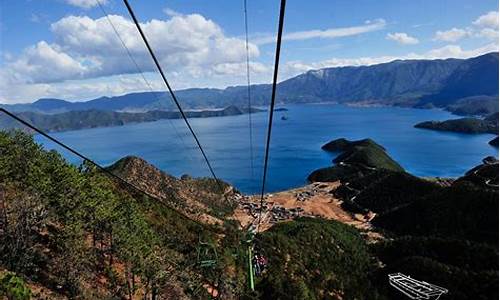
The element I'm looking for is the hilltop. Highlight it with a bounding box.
[2,53,498,116]
[106,156,237,225]
[308,138,404,182]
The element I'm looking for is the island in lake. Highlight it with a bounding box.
[0,106,289,133]
[415,112,498,134]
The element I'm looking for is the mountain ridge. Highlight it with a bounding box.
[2,52,498,116]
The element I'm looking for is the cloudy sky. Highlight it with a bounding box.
[0,0,498,103]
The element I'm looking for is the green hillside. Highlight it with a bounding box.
[308,138,404,182]
[372,237,498,300]
[373,180,499,245]
[0,130,247,299]
[252,218,381,300]
[335,169,442,214]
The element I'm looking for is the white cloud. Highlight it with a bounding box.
[254,19,386,45]
[4,41,87,84]
[386,32,419,45]
[2,13,261,85]
[433,28,470,42]
[411,22,434,28]
[211,62,269,76]
[65,0,107,9]
[434,12,499,43]
[30,13,43,23]
[473,11,499,28]
[476,28,499,40]
[0,11,269,103]
[163,8,181,17]
[471,12,498,41]
[424,43,498,58]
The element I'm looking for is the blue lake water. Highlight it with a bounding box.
[35,104,498,194]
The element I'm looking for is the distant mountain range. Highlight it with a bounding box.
[1,52,498,116]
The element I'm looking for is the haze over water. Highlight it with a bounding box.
[35,104,498,194]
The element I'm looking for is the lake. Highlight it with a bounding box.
[35,104,498,194]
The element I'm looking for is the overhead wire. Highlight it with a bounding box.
[243,0,255,178]
[122,0,224,194]
[256,0,287,232]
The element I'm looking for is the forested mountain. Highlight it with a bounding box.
[254,218,378,299]
[309,137,499,299]
[0,106,262,133]
[0,130,248,299]
[417,52,499,107]
[2,53,498,116]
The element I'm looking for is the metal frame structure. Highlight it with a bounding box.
[197,238,218,268]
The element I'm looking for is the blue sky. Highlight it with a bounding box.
[0,0,498,103]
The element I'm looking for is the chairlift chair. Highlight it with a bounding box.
[197,239,218,268]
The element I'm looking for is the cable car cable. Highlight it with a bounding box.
[256,0,287,232]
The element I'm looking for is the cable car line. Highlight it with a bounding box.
[243,0,255,178]
[257,0,287,232]
[245,0,287,291]
[122,0,223,193]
